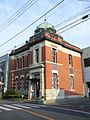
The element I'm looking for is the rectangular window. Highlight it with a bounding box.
[70,67,73,74]
[15,78,18,91]
[52,48,56,63]
[27,76,29,90]
[53,73,58,89]
[30,51,33,65]
[35,48,39,63]
[84,58,90,67]
[70,76,74,90]
[16,58,19,69]
[21,77,24,91]
[22,56,24,68]
[27,54,30,67]
[69,54,73,67]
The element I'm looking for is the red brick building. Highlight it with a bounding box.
[9,22,83,102]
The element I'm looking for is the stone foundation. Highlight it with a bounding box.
[44,89,65,103]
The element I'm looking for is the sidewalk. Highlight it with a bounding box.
[47,97,90,106]
[1,97,90,106]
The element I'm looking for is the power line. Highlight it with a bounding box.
[0,0,38,32]
[57,18,83,32]
[46,0,73,20]
[0,15,89,55]
[0,0,31,28]
[0,42,25,56]
[0,0,64,48]
[58,15,90,34]
[0,13,89,54]
[78,0,90,2]
[60,18,89,33]
[55,6,90,28]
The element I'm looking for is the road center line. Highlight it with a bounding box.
[21,109,54,120]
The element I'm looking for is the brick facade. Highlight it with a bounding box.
[9,22,83,102]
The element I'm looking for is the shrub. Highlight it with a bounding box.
[7,89,15,95]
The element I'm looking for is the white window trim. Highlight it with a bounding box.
[52,71,59,90]
[70,75,75,91]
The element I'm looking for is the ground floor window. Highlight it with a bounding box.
[20,77,24,92]
[15,78,18,91]
[26,76,30,90]
[52,73,58,89]
[70,76,74,90]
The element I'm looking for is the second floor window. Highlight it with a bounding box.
[52,48,56,63]
[35,48,39,63]
[27,54,30,67]
[22,56,24,68]
[69,54,73,67]
[16,58,19,69]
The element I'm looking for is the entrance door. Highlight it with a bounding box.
[31,79,40,98]
[36,79,40,97]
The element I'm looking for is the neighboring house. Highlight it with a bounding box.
[0,54,10,94]
[9,22,83,102]
[82,47,90,98]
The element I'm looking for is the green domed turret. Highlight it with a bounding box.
[34,22,56,35]
[37,22,54,29]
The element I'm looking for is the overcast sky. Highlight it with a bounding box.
[0,0,90,56]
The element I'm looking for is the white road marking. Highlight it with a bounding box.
[12,104,47,109]
[23,103,40,108]
[2,104,22,110]
[37,104,47,107]
[12,104,31,109]
[0,106,12,111]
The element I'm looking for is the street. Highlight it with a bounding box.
[0,100,90,120]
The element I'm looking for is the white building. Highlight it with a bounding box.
[0,54,9,94]
[82,47,90,98]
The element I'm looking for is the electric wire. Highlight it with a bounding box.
[78,0,90,2]
[58,17,90,34]
[0,42,25,56]
[0,0,64,47]
[57,17,84,32]
[55,6,90,28]
[0,0,89,51]
[0,16,89,55]
[46,0,73,20]
[0,0,38,32]
[0,13,89,55]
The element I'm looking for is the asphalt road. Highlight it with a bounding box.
[0,100,90,120]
